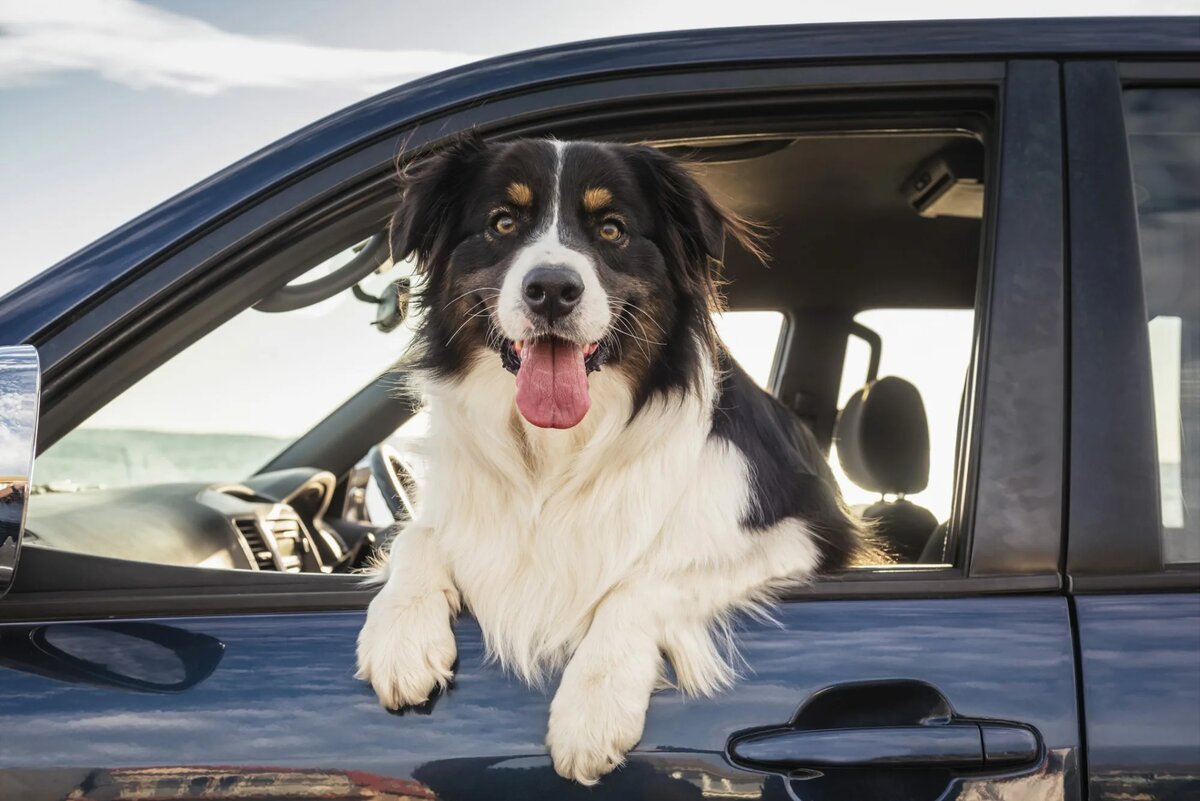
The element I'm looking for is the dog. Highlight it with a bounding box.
[356,135,865,784]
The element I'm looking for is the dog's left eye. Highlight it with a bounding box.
[491,213,517,235]
[598,219,625,242]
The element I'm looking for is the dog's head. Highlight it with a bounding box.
[392,135,762,429]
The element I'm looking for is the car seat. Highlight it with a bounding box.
[834,376,937,562]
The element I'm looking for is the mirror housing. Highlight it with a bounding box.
[0,346,39,600]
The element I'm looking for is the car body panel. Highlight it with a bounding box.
[1075,594,1200,801]
[0,597,1079,800]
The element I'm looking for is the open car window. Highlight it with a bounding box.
[21,105,1003,583]
[33,247,419,492]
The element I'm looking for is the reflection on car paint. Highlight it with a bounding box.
[0,346,39,600]
[1076,595,1200,801]
[0,622,224,694]
[61,766,435,801]
[0,597,1079,801]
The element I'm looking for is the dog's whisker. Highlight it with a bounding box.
[442,287,501,313]
[610,316,665,348]
[445,315,480,346]
[459,294,499,318]
[606,299,666,347]
[629,315,666,347]
[614,298,667,337]
[607,317,652,362]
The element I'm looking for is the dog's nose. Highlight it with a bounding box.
[522,267,584,321]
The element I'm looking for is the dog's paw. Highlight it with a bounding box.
[546,673,648,784]
[356,588,456,710]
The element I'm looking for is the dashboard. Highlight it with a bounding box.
[23,468,375,574]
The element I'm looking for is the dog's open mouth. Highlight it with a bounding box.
[500,337,608,429]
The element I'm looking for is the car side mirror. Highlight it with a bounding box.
[0,345,39,601]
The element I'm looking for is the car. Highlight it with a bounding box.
[0,16,1197,801]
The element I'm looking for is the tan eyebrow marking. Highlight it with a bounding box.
[583,187,612,212]
[506,182,533,206]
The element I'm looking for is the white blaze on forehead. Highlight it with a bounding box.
[498,140,611,344]
[546,139,566,238]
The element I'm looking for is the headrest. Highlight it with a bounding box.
[835,376,930,495]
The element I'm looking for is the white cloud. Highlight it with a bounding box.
[0,0,479,95]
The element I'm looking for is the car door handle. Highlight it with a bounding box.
[727,679,1044,776]
[728,721,1039,770]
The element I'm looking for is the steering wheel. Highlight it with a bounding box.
[367,443,419,522]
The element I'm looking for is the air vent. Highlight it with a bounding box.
[264,516,305,573]
[234,518,276,571]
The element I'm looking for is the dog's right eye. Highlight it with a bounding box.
[491,213,517,235]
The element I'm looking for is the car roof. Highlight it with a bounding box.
[2,17,1196,344]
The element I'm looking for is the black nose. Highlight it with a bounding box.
[522,266,584,321]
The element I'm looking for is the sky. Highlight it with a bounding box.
[1,0,1194,291]
[2,0,1192,516]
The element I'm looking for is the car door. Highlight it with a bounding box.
[1064,61,1200,801]
[0,27,1098,801]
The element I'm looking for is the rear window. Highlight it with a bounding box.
[832,308,975,524]
[1125,87,1200,565]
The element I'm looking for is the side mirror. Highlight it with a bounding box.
[0,345,39,601]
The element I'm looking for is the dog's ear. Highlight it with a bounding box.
[631,146,767,309]
[389,131,489,273]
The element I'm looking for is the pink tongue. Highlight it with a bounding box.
[515,340,591,429]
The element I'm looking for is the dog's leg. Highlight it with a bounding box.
[545,577,753,783]
[546,584,662,784]
[356,524,460,709]
[545,581,743,784]
[547,524,821,782]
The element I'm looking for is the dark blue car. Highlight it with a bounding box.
[0,17,1197,801]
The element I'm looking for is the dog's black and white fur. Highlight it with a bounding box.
[356,136,863,784]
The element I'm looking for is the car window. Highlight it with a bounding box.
[27,121,995,580]
[832,309,975,528]
[1125,87,1200,565]
[33,244,419,491]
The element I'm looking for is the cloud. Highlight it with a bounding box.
[0,0,479,95]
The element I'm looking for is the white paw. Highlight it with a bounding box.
[546,674,648,784]
[356,587,456,709]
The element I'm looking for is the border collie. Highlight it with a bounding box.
[356,135,864,784]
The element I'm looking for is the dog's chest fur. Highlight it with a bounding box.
[413,355,762,683]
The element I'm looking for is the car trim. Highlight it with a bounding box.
[1065,60,1200,582]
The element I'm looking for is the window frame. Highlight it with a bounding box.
[1064,59,1200,592]
[5,58,1074,621]
[953,60,1067,582]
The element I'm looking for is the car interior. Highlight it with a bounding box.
[21,109,988,581]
